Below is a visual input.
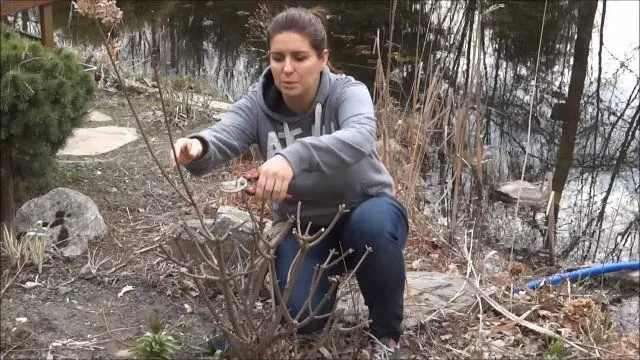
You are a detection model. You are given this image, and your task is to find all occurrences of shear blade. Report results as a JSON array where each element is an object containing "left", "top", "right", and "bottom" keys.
[{"left": 219, "top": 178, "right": 247, "bottom": 193}]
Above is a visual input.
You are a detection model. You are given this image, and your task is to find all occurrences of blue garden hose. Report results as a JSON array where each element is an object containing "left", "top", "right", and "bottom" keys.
[{"left": 512, "top": 260, "right": 640, "bottom": 293}]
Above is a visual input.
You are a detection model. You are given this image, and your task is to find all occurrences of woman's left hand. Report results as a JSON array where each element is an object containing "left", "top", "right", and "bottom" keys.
[{"left": 255, "top": 155, "right": 294, "bottom": 202}]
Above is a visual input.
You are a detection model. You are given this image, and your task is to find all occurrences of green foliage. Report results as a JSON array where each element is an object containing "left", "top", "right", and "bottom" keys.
[
  {"left": 0, "top": 23, "right": 94, "bottom": 180},
  {"left": 132, "top": 316, "right": 181, "bottom": 360},
  {"left": 1, "top": 224, "right": 23, "bottom": 268},
  {"left": 1, "top": 224, "right": 47, "bottom": 273},
  {"left": 547, "top": 338, "right": 565, "bottom": 359},
  {"left": 201, "top": 328, "right": 231, "bottom": 359}
]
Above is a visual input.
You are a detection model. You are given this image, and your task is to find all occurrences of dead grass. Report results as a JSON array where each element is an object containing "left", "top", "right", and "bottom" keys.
[{"left": 368, "top": 3, "right": 638, "bottom": 359}]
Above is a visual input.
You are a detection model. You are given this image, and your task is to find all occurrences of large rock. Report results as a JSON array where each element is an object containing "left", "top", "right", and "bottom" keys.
[
  {"left": 168, "top": 206, "right": 274, "bottom": 268},
  {"left": 13, "top": 188, "right": 107, "bottom": 258},
  {"left": 212, "top": 112, "right": 227, "bottom": 121},
  {"left": 491, "top": 180, "right": 544, "bottom": 207},
  {"left": 337, "top": 271, "right": 477, "bottom": 328}
]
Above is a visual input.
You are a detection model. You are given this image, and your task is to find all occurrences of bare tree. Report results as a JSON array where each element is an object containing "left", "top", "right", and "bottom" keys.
[{"left": 551, "top": 0, "right": 598, "bottom": 223}]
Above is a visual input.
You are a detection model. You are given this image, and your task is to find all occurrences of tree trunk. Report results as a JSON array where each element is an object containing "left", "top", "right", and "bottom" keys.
[
  {"left": 551, "top": 0, "right": 598, "bottom": 224},
  {"left": 0, "top": 142, "right": 15, "bottom": 236}
]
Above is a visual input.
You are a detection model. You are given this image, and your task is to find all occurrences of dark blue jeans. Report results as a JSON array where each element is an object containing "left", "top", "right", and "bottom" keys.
[{"left": 274, "top": 194, "right": 408, "bottom": 342}]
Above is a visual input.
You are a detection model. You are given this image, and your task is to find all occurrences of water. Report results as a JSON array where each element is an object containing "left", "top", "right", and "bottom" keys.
[{"left": 7, "top": 0, "right": 638, "bottom": 263}]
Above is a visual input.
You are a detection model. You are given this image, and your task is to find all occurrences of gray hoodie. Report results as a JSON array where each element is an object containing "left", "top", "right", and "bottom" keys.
[{"left": 185, "top": 65, "right": 395, "bottom": 227}]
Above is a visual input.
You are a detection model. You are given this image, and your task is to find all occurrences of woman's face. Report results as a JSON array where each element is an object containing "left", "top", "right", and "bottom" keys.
[{"left": 269, "top": 31, "right": 328, "bottom": 99}]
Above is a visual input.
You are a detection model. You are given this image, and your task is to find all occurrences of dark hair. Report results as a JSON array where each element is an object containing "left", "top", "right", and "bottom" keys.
[{"left": 267, "top": 6, "right": 339, "bottom": 73}]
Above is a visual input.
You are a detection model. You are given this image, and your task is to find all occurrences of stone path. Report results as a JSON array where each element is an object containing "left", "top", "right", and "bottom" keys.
[
  {"left": 58, "top": 126, "right": 138, "bottom": 156},
  {"left": 57, "top": 109, "right": 138, "bottom": 156},
  {"left": 58, "top": 101, "right": 234, "bottom": 157}
]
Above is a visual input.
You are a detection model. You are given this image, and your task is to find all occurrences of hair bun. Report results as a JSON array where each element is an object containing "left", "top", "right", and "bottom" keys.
[{"left": 309, "top": 6, "right": 329, "bottom": 31}]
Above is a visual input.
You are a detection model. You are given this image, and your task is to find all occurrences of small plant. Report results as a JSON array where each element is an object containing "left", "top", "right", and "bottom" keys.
[
  {"left": 64, "top": 171, "right": 84, "bottom": 182},
  {"left": 23, "top": 230, "right": 46, "bottom": 274},
  {"left": 562, "top": 297, "right": 613, "bottom": 345},
  {"left": 1, "top": 224, "right": 47, "bottom": 273},
  {"left": 1, "top": 225, "right": 23, "bottom": 267},
  {"left": 132, "top": 316, "right": 181, "bottom": 360},
  {"left": 2, "top": 224, "right": 24, "bottom": 267},
  {"left": 581, "top": 301, "right": 613, "bottom": 345},
  {"left": 201, "top": 328, "right": 231, "bottom": 359},
  {"left": 547, "top": 338, "right": 565, "bottom": 359}
]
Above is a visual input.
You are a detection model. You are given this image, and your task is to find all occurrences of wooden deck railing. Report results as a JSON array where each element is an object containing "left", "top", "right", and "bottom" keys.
[{"left": 1, "top": 0, "right": 55, "bottom": 48}]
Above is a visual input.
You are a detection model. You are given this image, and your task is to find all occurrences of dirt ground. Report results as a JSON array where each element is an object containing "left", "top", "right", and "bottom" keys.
[
  {"left": 2, "top": 88, "right": 638, "bottom": 360},
  {"left": 0, "top": 88, "right": 452, "bottom": 359},
  {"left": 0, "top": 89, "right": 264, "bottom": 359}
]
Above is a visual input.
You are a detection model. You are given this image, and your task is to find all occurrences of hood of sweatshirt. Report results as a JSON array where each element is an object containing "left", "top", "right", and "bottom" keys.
[{"left": 253, "top": 66, "right": 334, "bottom": 146}]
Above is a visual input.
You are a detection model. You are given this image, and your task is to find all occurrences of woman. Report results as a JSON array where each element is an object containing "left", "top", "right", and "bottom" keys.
[{"left": 171, "top": 6, "right": 407, "bottom": 359}]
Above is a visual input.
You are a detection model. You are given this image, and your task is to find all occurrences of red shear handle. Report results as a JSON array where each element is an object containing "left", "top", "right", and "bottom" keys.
[{"left": 243, "top": 168, "right": 294, "bottom": 201}]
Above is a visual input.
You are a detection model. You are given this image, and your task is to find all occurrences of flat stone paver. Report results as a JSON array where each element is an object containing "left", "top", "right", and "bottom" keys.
[
  {"left": 88, "top": 110, "right": 113, "bottom": 122},
  {"left": 337, "top": 271, "right": 477, "bottom": 328},
  {"left": 58, "top": 126, "right": 138, "bottom": 156}
]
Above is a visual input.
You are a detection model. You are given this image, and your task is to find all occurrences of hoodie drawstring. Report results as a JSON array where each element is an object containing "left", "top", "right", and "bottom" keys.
[
  {"left": 283, "top": 122, "right": 294, "bottom": 147},
  {"left": 313, "top": 103, "right": 322, "bottom": 137}
]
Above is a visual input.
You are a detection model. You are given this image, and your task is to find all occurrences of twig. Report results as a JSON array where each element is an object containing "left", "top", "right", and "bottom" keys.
[
  {"left": 464, "top": 279, "right": 592, "bottom": 355},
  {"left": 134, "top": 243, "right": 160, "bottom": 255},
  {"left": 95, "top": 25, "right": 190, "bottom": 204},
  {"left": 0, "top": 330, "right": 33, "bottom": 358},
  {"left": 101, "top": 307, "right": 130, "bottom": 346},
  {"left": 0, "top": 260, "right": 25, "bottom": 297},
  {"left": 139, "top": 31, "right": 212, "bottom": 237},
  {"left": 104, "top": 255, "right": 134, "bottom": 275}
]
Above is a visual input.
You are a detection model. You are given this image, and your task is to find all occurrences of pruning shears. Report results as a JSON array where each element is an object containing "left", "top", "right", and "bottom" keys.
[{"left": 219, "top": 168, "right": 294, "bottom": 201}]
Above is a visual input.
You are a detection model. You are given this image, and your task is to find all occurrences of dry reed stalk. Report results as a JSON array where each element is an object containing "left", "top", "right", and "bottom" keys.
[
  {"left": 404, "top": 68, "right": 449, "bottom": 229},
  {"left": 381, "top": 0, "right": 398, "bottom": 167},
  {"left": 449, "top": 98, "right": 471, "bottom": 243},
  {"left": 373, "top": 28, "right": 390, "bottom": 169}
]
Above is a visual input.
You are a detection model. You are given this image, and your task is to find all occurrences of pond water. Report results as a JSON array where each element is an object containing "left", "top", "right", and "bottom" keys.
[{"left": 7, "top": 0, "right": 639, "bottom": 265}]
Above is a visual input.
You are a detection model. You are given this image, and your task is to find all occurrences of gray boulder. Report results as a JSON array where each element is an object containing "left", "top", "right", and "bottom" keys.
[
  {"left": 492, "top": 180, "right": 544, "bottom": 207},
  {"left": 13, "top": 188, "right": 107, "bottom": 258},
  {"left": 337, "top": 271, "right": 477, "bottom": 328},
  {"left": 167, "top": 206, "right": 273, "bottom": 268}
]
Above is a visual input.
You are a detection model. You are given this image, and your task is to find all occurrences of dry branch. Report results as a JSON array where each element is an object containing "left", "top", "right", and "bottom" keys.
[{"left": 465, "top": 279, "right": 592, "bottom": 355}]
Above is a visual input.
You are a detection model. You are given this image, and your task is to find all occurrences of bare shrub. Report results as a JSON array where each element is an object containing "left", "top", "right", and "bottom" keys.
[{"left": 76, "top": 2, "right": 373, "bottom": 358}]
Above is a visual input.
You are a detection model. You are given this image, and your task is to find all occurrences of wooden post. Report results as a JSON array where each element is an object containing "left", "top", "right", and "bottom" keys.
[
  {"left": 546, "top": 172, "right": 556, "bottom": 266},
  {"left": 39, "top": 2, "right": 54, "bottom": 48}
]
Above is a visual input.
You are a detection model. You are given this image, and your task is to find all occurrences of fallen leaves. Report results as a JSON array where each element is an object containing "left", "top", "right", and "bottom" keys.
[
  {"left": 508, "top": 262, "right": 533, "bottom": 277},
  {"left": 561, "top": 297, "right": 613, "bottom": 344},
  {"left": 617, "top": 332, "right": 640, "bottom": 355}
]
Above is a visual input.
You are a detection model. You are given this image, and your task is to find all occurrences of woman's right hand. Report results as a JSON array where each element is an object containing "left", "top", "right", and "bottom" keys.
[{"left": 170, "top": 137, "right": 203, "bottom": 170}]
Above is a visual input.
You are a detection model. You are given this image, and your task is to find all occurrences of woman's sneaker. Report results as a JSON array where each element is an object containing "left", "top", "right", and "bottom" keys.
[{"left": 371, "top": 337, "right": 401, "bottom": 360}]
